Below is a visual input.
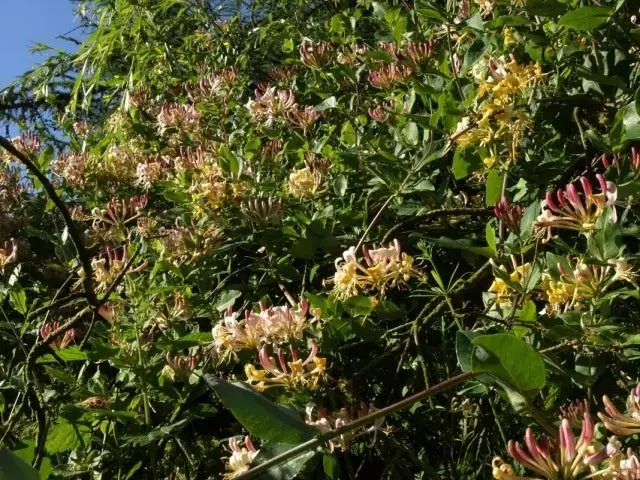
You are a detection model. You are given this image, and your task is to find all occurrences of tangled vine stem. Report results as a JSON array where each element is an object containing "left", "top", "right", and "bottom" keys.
[
  {"left": 236, "top": 371, "right": 477, "bottom": 480},
  {"left": 381, "top": 207, "right": 494, "bottom": 244},
  {"left": 0, "top": 136, "right": 98, "bottom": 307}
]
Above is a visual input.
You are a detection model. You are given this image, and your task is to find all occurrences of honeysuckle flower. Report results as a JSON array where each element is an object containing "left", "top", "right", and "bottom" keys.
[
  {"left": 224, "top": 436, "right": 259, "bottom": 479},
  {"left": 305, "top": 403, "right": 389, "bottom": 451},
  {"left": 212, "top": 300, "right": 312, "bottom": 357},
  {"left": 287, "top": 167, "right": 322, "bottom": 199},
  {"left": 52, "top": 152, "right": 87, "bottom": 187},
  {"left": 299, "top": 41, "right": 334, "bottom": 69},
  {"left": 98, "top": 303, "right": 115, "bottom": 323},
  {"left": 89, "top": 246, "right": 149, "bottom": 291},
  {"left": 79, "top": 396, "right": 109, "bottom": 409},
  {"left": 288, "top": 105, "right": 319, "bottom": 131},
  {"left": 156, "top": 103, "right": 200, "bottom": 134},
  {"left": 599, "top": 384, "right": 640, "bottom": 436},
  {"left": 609, "top": 258, "right": 638, "bottom": 285},
  {"left": 399, "top": 40, "right": 434, "bottom": 70},
  {"left": 487, "top": 259, "right": 533, "bottom": 307},
  {"left": 327, "top": 240, "right": 421, "bottom": 300},
  {"left": 159, "top": 222, "right": 221, "bottom": 265},
  {"left": 506, "top": 414, "right": 604, "bottom": 479},
  {"left": 135, "top": 160, "right": 165, "bottom": 188},
  {"left": 91, "top": 195, "right": 148, "bottom": 232},
  {"left": 256, "top": 138, "right": 284, "bottom": 161},
  {"left": 40, "top": 321, "right": 77, "bottom": 350},
  {"left": 162, "top": 353, "right": 198, "bottom": 382},
  {"left": 193, "top": 67, "right": 238, "bottom": 98},
  {"left": 368, "top": 105, "right": 390, "bottom": 123},
  {"left": 535, "top": 174, "right": 617, "bottom": 234},
  {"left": 494, "top": 196, "right": 523, "bottom": 233},
  {"left": 368, "top": 64, "right": 413, "bottom": 89},
  {"left": 336, "top": 44, "right": 368, "bottom": 65},
  {"left": 0, "top": 238, "right": 18, "bottom": 271},
  {"left": 246, "top": 87, "right": 297, "bottom": 125},
  {"left": 542, "top": 257, "right": 636, "bottom": 313},
  {"left": 241, "top": 197, "right": 285, "bottom": 224},
  {"left": 244, "top": 342, "right": 326, "bottom": 391},
  {"left": 14, "top": 131, "right": 41, "bottom": 155},
  {"left": 72, "top": 120, "right": 89, "bottom": 136}
]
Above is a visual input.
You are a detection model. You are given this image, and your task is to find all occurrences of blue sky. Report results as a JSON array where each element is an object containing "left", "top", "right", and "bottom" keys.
[{"left": 0, "top": 0, "right": 80, "bottom": 89}]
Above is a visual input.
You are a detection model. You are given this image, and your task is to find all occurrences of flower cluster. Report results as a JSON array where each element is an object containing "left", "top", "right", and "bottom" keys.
[
  {"left": 536, "top": 174, "right": 617, "bottom": 235},
  {"left": 40, "top": 321, "right": 77, "bottom": 350},
  {"left": 299, "top": 41, "right": 334, "bottom": 69},
  {"left": 244, "top": 342, "right": 326, "bottom": 391},
  {"left": 327, "top": 240, "right": 422, "bottom": 300},
  {"left": 212, "top": 300, "right": 313, "bottom": 357},
  {"left": 287, "top": 166, "right": 323, "bottom": 199},
  {"left": 0, "top": 238, "right": 18, "bottom": 272},
  {"left": 487, "top": 259, "right": 533, "bottom": 308},
  {"left": 156, "top": 103, "right": 201, "bottom": 134},
  {"left": 162, "top": 353, "right": 198, "bottom": 382},
  {"left": 88, "top": 246, "right": 148, "bottom": 291},
  {"left": 223, "top": 436, "right": 259, "bottom": 479},
  {"left": 494, "top": 387, "right": 640, "bottom": 479},
  {"left": 305, "top": 403, "right": 389, "bottom": 451},
  {"left": 455, "top": 56, "right": 542, "bottom": 167}
]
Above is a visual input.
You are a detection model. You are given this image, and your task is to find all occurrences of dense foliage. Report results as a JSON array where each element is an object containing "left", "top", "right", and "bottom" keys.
[{"left": 3, "top": 0, "right": 640, "bottom": 478}]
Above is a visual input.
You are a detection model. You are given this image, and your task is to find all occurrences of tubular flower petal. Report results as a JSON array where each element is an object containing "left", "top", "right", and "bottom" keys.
[
  {"left": 223, "top": 436, "right": 259, "bottom": 478},
  {"left": 598, "top": 384, "right": 640, "bottom": 436},
  {"left": 305, "top": 403, "right": 389, "bottom": 451},
  {"left": 244, "top": 342, "right": 326, "bottom": 392},
  {"left": 211, "top": 300, "right": 313, "bottom": 358},
  {"left": 326, "top": 240, "right": 422, "bottom": 300},
  {"left": 501, "top": 409, "right": 607, "bottom": 479},
  {"left": 536, "top": 176, "right": 617, "bottom": 234}
]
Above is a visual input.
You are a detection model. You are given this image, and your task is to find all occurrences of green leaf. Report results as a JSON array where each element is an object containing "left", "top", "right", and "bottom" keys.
[
  {"left": 37, "top": 346, "right": 88, "bottom": 364},
  {"left": 214, "top": 290, "right": 242, "bottom": 312},
  {"left": 559, "top": 6, "right": 611, "bottom": 31},
  {"left": 37, "top": 146, "right": 54, "bottom": 171},
  {"left": 315, "top": 96, "right": 337, "bottom": 112},
  {"left": 611, "top": 102, "right": 640, "bottom": 147},
  {"left": 204, "top": 376, "right": 317, "bottom": 444},
  {"left": 471, "top": 334, "right": 546, "bottom": 392},
  {"left": 342, "top": 295, "right": 376, "bottom": 316},
  {"left": 452, "top": 148, "right": 481, "bottom": 180},
  {"left": 333, "top": 175, "right": 347, "bottom": 197},
  {"left": 252, "top": 443, "right": 318, "bottom": 480},
  {"left": 485, "top": 16, "right": 529, "bottom": 28},
  {"left": 219, "top": 144, "right": 241, "bottom": 178},
  {"left": 323, "top": 454, "right": 340, "bottom": 480},
  {"left": 9, "top": 288, "right": 27, "bottom": 315},
  {"left": 525, "top": 0, "right": 567, "bottom": 16},
  {"left": 123, "top": 420, "right": 188, "bottom": 447},
  {"left": 403, "top": 122, "right": 419, "bottom": 146},
  {"left": 485, "top": 170, "right": 503, "bottom": 207},
  {"left": 414, "top": 0, "right": 446, "bottom": 21},
  {"left": 518, "top": 300, "right": 537, "bottom": 323},
  {"left": 339, "top": 121, "right": 356, "bottom": 146},
  {"left": 11, "top": 440, "right": 52, "bottom": 479},
  {"left": 45, "top": 421, "right": 90, "bottom": 454},
  {"left": 456, "top": 330, "right": 482, "bottom": 373},
  {"left": 0, "top": 448, "right": 40, "bottom": 480},
  {"left": 485, "top": 223, "right": 497, "bottom": 256}
]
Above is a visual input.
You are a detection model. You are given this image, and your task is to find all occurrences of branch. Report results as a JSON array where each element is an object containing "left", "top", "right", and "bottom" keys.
[
  {"left": 381, "top": 207, "right": 493, "bottom": 243},
  {"left": 0, "top": 136, "right": 98, "bottom": 307},
  {"left": 236, "top": 372, "right": 476, "bottom": 479}
]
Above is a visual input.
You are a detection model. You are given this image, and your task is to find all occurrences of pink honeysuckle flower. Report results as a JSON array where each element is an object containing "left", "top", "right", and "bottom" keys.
[{"left": 535, "top": 174, "right": 617, "bottom": 234}]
